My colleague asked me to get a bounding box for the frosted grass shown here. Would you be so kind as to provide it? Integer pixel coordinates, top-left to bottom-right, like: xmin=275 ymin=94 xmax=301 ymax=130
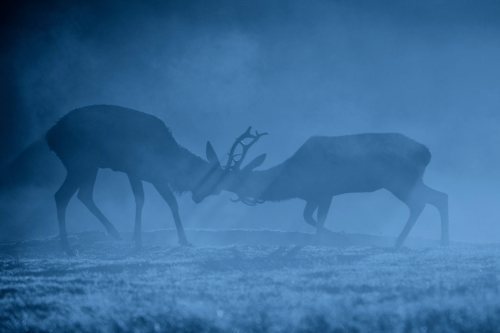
xmin=0 ymin=231 xmax=499 ymax=332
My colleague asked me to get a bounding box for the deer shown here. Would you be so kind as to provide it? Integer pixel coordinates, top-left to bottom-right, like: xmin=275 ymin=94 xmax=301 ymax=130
xmin=192 ymin=127 xmax=449 ymax=248
xmin=46 ymin=105 xmax=231 ymax=255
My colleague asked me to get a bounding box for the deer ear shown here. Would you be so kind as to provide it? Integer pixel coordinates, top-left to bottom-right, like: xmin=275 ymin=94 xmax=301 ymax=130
xmin=206 ymin=142 xmax=221 ymax=167
xmin=242 ymin=153 xmax=266 ymax=172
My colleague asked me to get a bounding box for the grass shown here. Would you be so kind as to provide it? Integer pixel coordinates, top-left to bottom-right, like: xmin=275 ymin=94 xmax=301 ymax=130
xmin=0 ymin=230 xmax=499 ymax=332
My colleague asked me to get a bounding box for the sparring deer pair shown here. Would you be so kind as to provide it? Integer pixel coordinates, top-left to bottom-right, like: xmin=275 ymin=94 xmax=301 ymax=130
xmin=47 ymin=105 xmax=448 ymax=254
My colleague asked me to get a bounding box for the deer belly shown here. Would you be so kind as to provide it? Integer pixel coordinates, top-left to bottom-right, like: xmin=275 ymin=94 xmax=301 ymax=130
xmin=315 ymin=168 xmax=384 ymax=195
xmin=95 ymin=152 xmax=151 ymax=175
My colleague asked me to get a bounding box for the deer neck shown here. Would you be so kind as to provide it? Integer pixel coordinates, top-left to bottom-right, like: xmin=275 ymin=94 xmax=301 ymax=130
xmin=232 ymin=164 xmax=289 ymax=202
xmin=166 ymin=147 xmax=212 ymax=193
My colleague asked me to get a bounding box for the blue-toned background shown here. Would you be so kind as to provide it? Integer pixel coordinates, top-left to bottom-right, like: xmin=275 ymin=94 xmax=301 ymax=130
xmin=1 ymin=0 xmax=499 ymax=242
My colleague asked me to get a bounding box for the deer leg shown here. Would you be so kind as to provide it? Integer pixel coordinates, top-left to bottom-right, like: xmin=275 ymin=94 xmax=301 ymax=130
xmin=153 ymin=182 xmax=189 ymax=246
xmin=304 ymin=200 xmax=331 ymax=234
xmin=76 ymin=169 xmax=122 ymax=240
xmin=304 ymin=199 xmax=335 ymax=238
xmin=317 ymin=197 xmax=333 ymax=230
xmin=54 ymin=173 xmax=80 ymax=255
xmin=422 ymin=184 xmax=449 ymax=246
xmin=303 ymin=201 xmax=319 ymax=228
xmin=395 ymin=194 xmax=425 ymax=249
xmin=128 ymin=176 xmax=144 ymax=248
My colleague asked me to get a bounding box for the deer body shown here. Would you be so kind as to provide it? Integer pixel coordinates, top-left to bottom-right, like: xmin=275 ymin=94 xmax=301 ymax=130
xmin=194 ymin=130 xmax=449 ymax=248
xmin=46 ymin=105 xmax=219 ymax=254
xmin=231 ymin=134 xmax=431 ymax=201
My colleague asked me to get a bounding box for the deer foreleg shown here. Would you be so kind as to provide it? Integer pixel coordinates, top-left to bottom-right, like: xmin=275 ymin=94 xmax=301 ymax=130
xmin=154 ymin=182 xmax=190 ymax=246
xmin=128 ymin=176 xmax=144 ymax=248
xmin=77 ymin=170 xmax=122 ymax=240
xmin=395 ymin=201 xmax=425 ymax=248
xmin=54 ymin=174 xmax=79 ymax=255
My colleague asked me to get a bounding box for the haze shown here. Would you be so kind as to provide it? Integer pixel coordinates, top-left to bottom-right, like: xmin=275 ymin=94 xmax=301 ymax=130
xmin=1 ymin=0 xmax=499 ymax=243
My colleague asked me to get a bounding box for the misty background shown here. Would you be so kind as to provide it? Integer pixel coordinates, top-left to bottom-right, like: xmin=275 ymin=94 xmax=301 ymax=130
xmin=0 ymin=0 xmax=499 ymax=243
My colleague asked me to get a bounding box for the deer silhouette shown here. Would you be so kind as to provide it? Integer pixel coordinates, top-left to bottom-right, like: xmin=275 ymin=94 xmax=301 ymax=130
xmin=46 ymin=105 xmax=226 ymax=255
xmin=192 ymin=128 xmax=449 ymax=248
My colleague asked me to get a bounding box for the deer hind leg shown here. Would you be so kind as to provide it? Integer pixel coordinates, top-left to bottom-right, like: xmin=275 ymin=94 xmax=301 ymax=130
xmin=76 ymin=169 xmax=122 ymax=240
xmin=304 ymin=199 xmax=333 ymax=234
xmin=128 ymin=176 xmax=144 ymax=248
xmin=317 ymin=197 xmax=333 ymax=231
xmin=153 ymin=182 xmax=189 ymax=246
xmin=303 ymin=201 xmax=319 ymax=229
xmin=54 ymin=173 xmax=80 ymax=254
xmin=421 ymin=184 xmax=449 ymax=246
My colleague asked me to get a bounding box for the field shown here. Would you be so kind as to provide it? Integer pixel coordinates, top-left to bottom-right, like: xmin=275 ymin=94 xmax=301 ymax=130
xmin=1 ymin=229 xmax=500 ymax=333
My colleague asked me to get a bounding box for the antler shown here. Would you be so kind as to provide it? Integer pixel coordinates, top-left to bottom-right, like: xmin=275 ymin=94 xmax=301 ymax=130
xmin=225 ymin=126 xmax=268 ymax=170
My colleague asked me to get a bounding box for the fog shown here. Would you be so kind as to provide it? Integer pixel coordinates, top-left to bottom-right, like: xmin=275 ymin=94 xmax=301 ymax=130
xmin=1 ymin=0 xmax=500 ymax=243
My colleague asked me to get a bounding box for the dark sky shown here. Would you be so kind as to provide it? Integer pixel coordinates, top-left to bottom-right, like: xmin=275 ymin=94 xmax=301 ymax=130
xmin=1 ymin=0 xmax=500 ymax=242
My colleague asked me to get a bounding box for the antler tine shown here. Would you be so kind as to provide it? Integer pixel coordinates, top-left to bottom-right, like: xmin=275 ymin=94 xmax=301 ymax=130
xmin=224 ymin=127 xmax=252 ymax=170
xmin=225 ymin=126 xmax=268 ymax=170
xmin=234 ymin=129 xmax=268 ymax=170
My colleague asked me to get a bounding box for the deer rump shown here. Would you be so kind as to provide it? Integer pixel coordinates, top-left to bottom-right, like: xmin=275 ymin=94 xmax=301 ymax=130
xmin=270 ymin=134 xmax=432 ymax=202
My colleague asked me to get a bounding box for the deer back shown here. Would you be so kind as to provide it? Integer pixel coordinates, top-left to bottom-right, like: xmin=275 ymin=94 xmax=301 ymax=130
xmin=259 ymin=133 xmax=431 ymax=200
xmin=46 ymin=105 xmax=196 ymax=182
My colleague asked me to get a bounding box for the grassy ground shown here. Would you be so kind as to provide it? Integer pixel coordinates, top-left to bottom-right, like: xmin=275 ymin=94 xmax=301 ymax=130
xmin=0 ymin=230 xmax=499 ymax=332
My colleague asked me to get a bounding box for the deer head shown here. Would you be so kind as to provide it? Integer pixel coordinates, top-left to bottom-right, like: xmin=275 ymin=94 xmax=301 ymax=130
xmin=191 ymin=127 xmax=268 ymax=204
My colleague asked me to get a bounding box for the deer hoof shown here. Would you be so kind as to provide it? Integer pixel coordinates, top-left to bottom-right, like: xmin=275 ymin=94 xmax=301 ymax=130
xmin=108 ymin=229 xmax=122 ymax=241
xmin=63 ymin=246 xmax=75 ymax=256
